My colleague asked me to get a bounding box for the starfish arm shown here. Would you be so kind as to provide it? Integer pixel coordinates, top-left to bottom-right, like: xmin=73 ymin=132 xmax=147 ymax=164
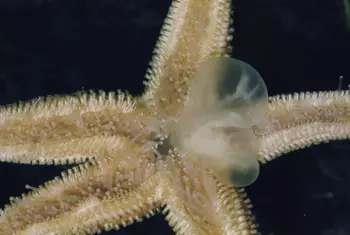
xmin=143 ymin=0 xmax=232 ymax=116
xmin=13 ymin=173 xmax=163 ymax=235
xmin=258 ymin=91 xmax=350 ymax=162
xmin=159 ymin=155 xmax=258 ymax=235
xmin=215 ymin=182 xmax=258 ymax=235
xmin=160 ymin=156 xmax=221 ymax=235
xmin=0 ymin=91 xmax=152 ymax=164
xmin=0 ymin=136 xmax=157 ymax=234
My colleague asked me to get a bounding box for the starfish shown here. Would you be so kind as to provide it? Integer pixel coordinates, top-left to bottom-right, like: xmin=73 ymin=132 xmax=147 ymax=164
xmin=0 ymin=0 xmax=349 ymax=235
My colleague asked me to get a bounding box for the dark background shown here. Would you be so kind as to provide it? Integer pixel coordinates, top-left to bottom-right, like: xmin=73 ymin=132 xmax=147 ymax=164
xmin=0 ymin=0 xmax=350 ymax=234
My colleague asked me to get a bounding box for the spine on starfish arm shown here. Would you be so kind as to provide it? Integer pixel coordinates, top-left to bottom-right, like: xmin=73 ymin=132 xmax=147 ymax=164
xmin=142 ymin=0 xmax=233 ymax=117
xmin=257 ymin=90 xmax=350 ymax=162
xmin=0 ymin=90 xmax=154 ymax=165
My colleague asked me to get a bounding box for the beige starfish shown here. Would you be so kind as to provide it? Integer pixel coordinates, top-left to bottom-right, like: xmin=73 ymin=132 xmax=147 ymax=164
xmin=0 ymin=0 xmax=349 ymax=234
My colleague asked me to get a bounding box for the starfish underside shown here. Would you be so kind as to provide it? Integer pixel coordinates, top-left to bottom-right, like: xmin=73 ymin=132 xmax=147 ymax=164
xmin=0 ymin=0 xmax=350 ymax=235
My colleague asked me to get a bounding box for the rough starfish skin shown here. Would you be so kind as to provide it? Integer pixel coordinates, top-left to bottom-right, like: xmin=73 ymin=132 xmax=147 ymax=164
xmin=0 ymin=0 xmax=350 ymax=235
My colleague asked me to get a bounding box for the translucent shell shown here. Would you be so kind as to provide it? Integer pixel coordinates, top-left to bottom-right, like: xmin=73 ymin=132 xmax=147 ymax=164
xmin=170 ymin=57 xmax=268 ymax=187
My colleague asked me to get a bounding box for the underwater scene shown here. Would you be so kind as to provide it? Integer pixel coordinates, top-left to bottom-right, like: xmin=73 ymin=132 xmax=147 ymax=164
xmin=0 ymin=0 xmax=350 ymax=234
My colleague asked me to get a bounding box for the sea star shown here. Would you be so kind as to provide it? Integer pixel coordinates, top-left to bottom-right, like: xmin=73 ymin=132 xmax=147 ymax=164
xmin=0 ymin=0 xmax=349 ymax=235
